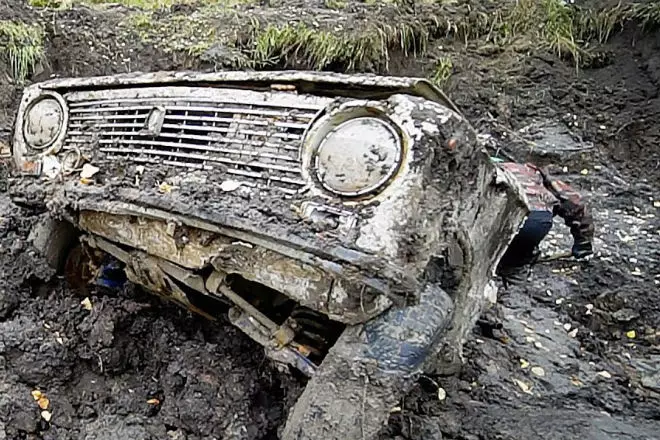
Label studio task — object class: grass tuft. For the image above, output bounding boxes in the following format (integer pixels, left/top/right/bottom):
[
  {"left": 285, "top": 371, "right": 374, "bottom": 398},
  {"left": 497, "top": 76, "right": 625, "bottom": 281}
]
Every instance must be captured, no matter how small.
[
  {"left": 246, "top": 20, "right": 429, "bottom": 71},
  {"left": 117, "top": 0, "right": 660, "bottom": 78},
  {"left": 629, "top": 1, "right": 660, "bottom": 31},
  {"left": 431, "top": 56, "right": 452, "bottom": 87},
  {"left": 0, "top": 21, "right": 45, "bottom": 82}
]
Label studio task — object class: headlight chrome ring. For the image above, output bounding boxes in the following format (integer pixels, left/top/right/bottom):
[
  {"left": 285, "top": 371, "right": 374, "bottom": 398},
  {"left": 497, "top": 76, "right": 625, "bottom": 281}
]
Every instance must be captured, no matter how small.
[
  {"left": 22, "top": 92, "right": 67, "bottom": 151},
  {"left": 312, "top": 116, "right": 403, "bottom": 198}
]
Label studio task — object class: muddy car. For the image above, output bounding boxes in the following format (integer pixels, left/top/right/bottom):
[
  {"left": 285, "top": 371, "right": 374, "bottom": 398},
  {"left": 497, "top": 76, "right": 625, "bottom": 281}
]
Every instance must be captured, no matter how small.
[{"left": 8, "top": 71, "right": 527, "bottom": 439}]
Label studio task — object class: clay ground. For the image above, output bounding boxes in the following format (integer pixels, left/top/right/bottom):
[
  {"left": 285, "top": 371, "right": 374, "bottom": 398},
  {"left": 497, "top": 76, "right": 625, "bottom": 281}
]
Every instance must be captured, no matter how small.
[{"left": 1, "top": 0, "right": 659, "bottom": 438}]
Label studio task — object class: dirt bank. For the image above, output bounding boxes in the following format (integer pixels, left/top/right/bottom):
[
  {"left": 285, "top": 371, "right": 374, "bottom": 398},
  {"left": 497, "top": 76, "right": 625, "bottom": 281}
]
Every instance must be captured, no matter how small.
[{"left": 1, "top": 0, "right": 659, "bottom": 438}]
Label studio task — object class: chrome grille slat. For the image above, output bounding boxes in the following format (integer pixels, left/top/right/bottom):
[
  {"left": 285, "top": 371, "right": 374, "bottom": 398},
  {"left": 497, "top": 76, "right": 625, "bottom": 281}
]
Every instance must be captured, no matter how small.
[
  {"left": 69, "top": 105, "right": 155, "bottom": 114},
  {"left": 99, "top": 146, "right": 302, "bottom": 175},
  {"left": 96, "top": 135, "right": 299, "bottom": 153},
  {"left": 72, "top": 133, "right": 299, "bottom": 162},
  {"left": 69, "top": 114, "right": 151, "bottom": 121},
  {"left": 70, "top": 104, "right": 314, "bottom": 124},
  {"left": 62, "top": 87, "right": 330, "bottom": 192},
  {"left": 68, "top": 122, "right": 304, "bottom": 141},
  {"left": 68, "top": 96, "right": 324, "bottom": 112},
  {"left": 164, "top": 115, "right": 308, "bottom": 130}
]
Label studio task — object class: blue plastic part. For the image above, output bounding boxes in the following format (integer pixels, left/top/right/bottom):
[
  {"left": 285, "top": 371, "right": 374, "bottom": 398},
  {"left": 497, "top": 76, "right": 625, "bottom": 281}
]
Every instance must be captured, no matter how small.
[
  {"left": 94, "top": 259, "right": 127, "bottom": 290},
  {"left": 360, "top": 283, "right": 453, "bottom": 374}
]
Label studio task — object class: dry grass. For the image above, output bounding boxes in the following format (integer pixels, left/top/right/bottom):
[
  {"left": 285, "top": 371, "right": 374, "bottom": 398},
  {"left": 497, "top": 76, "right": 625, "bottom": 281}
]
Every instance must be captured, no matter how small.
[{"left": 0, "top": 21, "right": 45, "bottom": 82}]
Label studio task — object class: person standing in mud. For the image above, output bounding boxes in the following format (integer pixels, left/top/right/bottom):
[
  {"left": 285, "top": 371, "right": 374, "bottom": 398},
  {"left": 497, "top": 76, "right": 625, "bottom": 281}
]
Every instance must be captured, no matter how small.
[{"left": 494, "top": 160, "right": 595, "bottom": 287}]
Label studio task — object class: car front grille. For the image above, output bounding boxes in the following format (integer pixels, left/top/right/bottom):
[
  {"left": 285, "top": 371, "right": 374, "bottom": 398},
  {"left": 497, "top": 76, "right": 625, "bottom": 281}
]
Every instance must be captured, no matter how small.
[{"left": 62, "top": 87, "right": 330, "bottom": 193}]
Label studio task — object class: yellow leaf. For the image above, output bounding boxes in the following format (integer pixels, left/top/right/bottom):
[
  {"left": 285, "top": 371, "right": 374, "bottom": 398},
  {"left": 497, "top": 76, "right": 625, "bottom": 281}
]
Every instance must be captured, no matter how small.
[
  {"left": 81, "top": 297, "right": 93, "bottom": 311},
  {"left": 37, "top": 396, "right": 50, "bottom": 410},
  {"left": 79, "top": 177, "right": 93, "bottom": 185},
  {"left": 514, "top": 379, "right": 532, "bottom": 394},
  {"left": 147, "top": 398, "right": 160, "bottom": 405},
  {"left": 158, "top": 182, "right": 172, "bottom": 193},
  {"left": 519, "top": 359, "right": 530, "bottom": 369},
  {"left": 31, "top": 390, "right": 42, "bottom": 401},
  {"left": 626, "top": 330, "right": 636, "bottom": 339},
  {"left": 531, "top": 366, "right": 545, "bottom": 377}
]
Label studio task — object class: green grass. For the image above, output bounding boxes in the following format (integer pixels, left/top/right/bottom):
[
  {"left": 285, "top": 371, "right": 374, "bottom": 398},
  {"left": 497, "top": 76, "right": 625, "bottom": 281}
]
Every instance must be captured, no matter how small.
[
  {"left": 30, "top": 0, "right": 252, "bottom": 9},
  {"left": 246, "top": 20, "right": 429, "bottom": 71},
  {"left": 431, "top": 56, "right": 452, "bottom": 86},
  {"left": 0, "top": 21, "right": 45, "bottom": 82},
  {"left": 113, "top": 0, "right": 660, "bottom": 78}
]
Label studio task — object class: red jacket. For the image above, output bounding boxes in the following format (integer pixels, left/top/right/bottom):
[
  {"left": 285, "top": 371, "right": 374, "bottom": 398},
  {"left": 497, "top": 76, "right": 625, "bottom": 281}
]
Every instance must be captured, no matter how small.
[{"left": 497, "top": 162, "right": 594, "bottom": 245}]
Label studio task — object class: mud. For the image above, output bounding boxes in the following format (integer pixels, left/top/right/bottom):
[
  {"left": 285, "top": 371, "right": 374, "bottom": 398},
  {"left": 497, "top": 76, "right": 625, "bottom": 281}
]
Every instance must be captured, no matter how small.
[{"left": 2, "top": 0, "right": 660, "bottom": 439}]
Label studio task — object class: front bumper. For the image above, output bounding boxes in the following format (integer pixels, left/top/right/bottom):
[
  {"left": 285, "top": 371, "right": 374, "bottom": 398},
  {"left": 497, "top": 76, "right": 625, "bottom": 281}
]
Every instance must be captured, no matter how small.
[{"left": 72, "top": 194, "right": 397, "bottom": 325}]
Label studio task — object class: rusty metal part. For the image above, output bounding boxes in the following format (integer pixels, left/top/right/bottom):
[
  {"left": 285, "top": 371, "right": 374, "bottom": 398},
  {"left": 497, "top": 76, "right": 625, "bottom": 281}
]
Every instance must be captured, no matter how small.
[
  {"left": 227, "top": 307, "right": 316, "bottom": 377},
  {"left": 78, "top": 210, "right": 392, "bottom": 324},
  {"left": 215, "top": 283, "right": 279, "bottom": 334},
  {"left": 82, "top": 235, "right": 217, "bottom": 321},
  {"left": 84, "top": 233, "right": 317, "bottom": 374},
  {"left": 79, "top": 210, "right": 224, "bottom": 270}
]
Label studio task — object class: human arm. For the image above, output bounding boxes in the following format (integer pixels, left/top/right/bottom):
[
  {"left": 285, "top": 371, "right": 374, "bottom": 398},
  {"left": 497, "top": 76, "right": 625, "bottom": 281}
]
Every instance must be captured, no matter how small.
[{"left": 535, "top": 166, "right": 595, "bottom": 259}]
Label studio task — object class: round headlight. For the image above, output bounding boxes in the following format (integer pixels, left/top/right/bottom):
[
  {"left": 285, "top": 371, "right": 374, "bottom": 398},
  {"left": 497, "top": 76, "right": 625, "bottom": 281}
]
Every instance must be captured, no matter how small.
[
  {"left": 23, "top": 96, "right": 65, "bottom": 150},
  {"left": 314, "top": 117, "right": 402, "bottom": 197}
]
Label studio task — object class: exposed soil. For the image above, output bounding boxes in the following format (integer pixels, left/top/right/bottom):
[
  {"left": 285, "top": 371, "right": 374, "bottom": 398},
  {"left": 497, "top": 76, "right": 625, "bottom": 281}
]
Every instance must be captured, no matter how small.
[{"left": 1, "top": 0, "right": 659, "bottom": 439}]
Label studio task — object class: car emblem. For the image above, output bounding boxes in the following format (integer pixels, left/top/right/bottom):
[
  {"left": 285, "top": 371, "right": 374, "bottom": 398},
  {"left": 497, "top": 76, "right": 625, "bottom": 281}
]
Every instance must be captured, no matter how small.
[{"left": 140, "top": 106, "right": 166, "bottom": 137}]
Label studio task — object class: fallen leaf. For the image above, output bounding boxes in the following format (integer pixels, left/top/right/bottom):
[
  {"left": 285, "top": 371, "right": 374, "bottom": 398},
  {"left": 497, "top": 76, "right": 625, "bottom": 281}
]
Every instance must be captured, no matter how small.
[
  {"left": 568, "top": 328, "right": 579, "bottom": 338},
  {"left": 563, "top": 323, "right": 572, "bottom": 331},
  {"left": 220, "top": 180, "right": 242, "bottom": 192},
  {"left": 81, "top": 297, "right": 93, "bottom": 311},
  {"left": 37, "top": 396, "right": 50, "bottom": 410},
  {"left": 437, "top": 387, "right": 447, "bottom": 401},
  {"left": 158, "top": 182, "right": 172, "bottom": 193},
  {"left": 580, "top": 168, "right": 589, "bottom": 175},
  {"left": 389, "top": 406, "right": 402, "bottom": 413},
  {"left": 147, "top": 398, "right": 160, "bottom": 405},
  {"left": 626, "top": 330, "right": 636, "bottom": 339},
  {"left": 41, "top": 411, "right": 52, "bottom": 422},
  {"left": 79, "top": 177, "right": 93, "bottom": 185},
  {"left": 597, "top": 371, "right": 612, "bottom": 379},
  {"left": 31, "top": 390, "right": 42, "bottom": 401},
  {"left": 571, "top": 376, "right": 583, "bottom": 387},
  {"left": 520, "top": 359, "right": 530, "bottom": 369},
  {"left": 531, "top": 366, "right": 545, "bottom": 377},
  {"left": 514, "top": 379, "right": 533, "bottom": 394},
  {"left": 80, "top": 164, "right": 100, "bottom": 179}
]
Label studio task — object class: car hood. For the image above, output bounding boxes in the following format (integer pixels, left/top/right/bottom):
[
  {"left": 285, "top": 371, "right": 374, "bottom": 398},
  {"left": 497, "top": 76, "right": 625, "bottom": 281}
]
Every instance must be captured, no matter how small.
[{"left": 34, "top": 70, "right": 462, "bottom": 116}]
